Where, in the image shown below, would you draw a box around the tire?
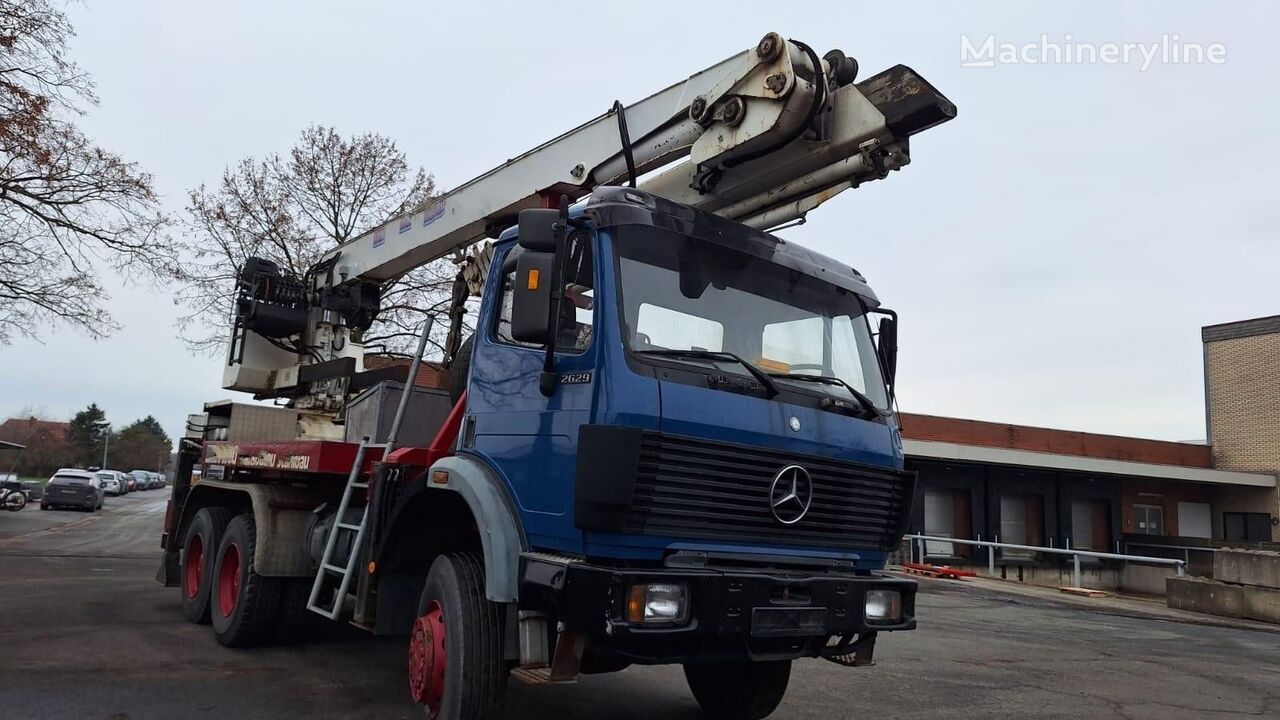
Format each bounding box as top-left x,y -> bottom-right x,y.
449,335 -> 473,406
409,552 -> 506,719
210,513 -> 284,647
40,503 -> 49,511
180,506 -> 237,624
683,660 -> 792,720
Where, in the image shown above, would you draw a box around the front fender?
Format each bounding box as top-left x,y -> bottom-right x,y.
425,454 -> 527,602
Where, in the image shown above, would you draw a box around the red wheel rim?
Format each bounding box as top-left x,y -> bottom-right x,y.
216,543 -> 241,618
184,533 -> 204,599
408,600 -> 447,716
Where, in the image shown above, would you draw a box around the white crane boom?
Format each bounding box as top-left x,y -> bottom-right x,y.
223,32 -> 955,414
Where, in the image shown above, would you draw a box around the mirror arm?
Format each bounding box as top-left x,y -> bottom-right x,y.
539,195 -> 571,396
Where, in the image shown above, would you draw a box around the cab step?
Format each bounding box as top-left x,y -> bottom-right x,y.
510,666 -> 578,685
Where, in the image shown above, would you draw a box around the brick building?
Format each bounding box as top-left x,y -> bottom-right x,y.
362,356 -> 450,390
1203,315 -> 1280,541
902,314 -> 1280,570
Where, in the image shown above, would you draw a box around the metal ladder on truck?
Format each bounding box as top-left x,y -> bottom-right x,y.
307,316 -> 436,619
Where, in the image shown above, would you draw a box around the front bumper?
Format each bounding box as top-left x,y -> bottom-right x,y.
524,557 -> 916,664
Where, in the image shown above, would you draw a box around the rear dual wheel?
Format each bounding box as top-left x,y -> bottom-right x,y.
181,507 -> 312,646
210,514 -> 284,648
180,507 -> 236,624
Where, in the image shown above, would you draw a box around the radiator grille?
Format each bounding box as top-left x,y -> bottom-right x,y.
624,433 -> 915,551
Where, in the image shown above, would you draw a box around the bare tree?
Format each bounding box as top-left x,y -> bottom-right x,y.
0,1 -> 173,344
176,125 -> 466,358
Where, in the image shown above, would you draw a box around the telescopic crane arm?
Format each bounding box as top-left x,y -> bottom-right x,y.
224,32 -> 955,413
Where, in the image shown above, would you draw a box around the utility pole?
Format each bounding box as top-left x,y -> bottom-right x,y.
94,420 -> 110,470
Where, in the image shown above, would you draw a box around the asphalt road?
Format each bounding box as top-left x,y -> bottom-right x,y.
2,493 -> 1278,720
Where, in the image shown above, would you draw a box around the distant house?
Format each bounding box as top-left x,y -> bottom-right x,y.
0,418 -> 72,477
362,356 -> 450,390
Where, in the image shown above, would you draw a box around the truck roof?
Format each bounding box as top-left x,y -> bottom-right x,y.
498,187 -> 879,306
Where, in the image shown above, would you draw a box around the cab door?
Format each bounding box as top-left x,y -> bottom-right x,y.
465,235 -> 598,552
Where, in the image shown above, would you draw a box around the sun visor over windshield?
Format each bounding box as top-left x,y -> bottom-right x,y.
583,187 -> 879,307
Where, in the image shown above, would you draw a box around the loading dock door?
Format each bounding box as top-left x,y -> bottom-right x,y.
1177,502 -> 1212,539
923,490 -> 955,556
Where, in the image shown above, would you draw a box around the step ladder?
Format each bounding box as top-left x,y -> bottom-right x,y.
306,315 -> 435,620
306,436 -> 386,619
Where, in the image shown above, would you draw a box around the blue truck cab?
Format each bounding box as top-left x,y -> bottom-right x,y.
461,186 -> 917,671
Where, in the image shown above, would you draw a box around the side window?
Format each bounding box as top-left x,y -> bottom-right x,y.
494,235 -> 594,353
495,270 -> 541,349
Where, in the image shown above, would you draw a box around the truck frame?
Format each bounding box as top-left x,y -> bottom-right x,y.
158,32 -> 955,720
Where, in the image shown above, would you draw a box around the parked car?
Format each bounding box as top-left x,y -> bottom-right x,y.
152,471 -> 166,489
124,475 -> 138,492
129,470 -> 153,490
97,470 -> 128,497
19,480 -> 42,502
41,469 -> 104,511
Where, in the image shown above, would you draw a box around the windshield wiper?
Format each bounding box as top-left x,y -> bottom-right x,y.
767,373 -> 883,418
636,349 -> 779,397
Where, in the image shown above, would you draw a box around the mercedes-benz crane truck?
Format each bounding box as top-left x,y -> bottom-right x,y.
157,32 -> 956,719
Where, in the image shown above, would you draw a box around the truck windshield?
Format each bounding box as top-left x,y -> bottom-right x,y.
614,226 -> 889,409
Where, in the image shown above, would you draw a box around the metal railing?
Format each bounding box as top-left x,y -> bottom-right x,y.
1123,541 -> 1217,562
902,534 -> 1187,589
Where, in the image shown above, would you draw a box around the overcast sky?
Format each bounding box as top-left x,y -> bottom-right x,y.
0,1 -> 1275,444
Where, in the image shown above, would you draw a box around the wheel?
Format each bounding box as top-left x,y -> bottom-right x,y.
448,335 -> 473,406
180,506 -> 237,624
408,552 -> 506,719
40,503 -> 49,511
210,513 -> 283,647
4,492 -> 26,511
86,502 -> 96,513
683,660 -> 792,720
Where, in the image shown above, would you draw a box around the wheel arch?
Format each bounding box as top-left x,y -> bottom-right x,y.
378,453 -> 526,603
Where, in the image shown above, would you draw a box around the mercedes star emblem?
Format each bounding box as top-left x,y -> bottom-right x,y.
789,416 -> 801,432
768,464 -> 813,525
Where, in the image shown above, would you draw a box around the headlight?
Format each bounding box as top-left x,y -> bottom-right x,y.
625,583 -> 689,626
865,589 -> 902,623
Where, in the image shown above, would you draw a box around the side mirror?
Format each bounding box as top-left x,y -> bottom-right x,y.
518,208 -> 559,251
877,314 -> 898,392
511,251 -> 556,343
